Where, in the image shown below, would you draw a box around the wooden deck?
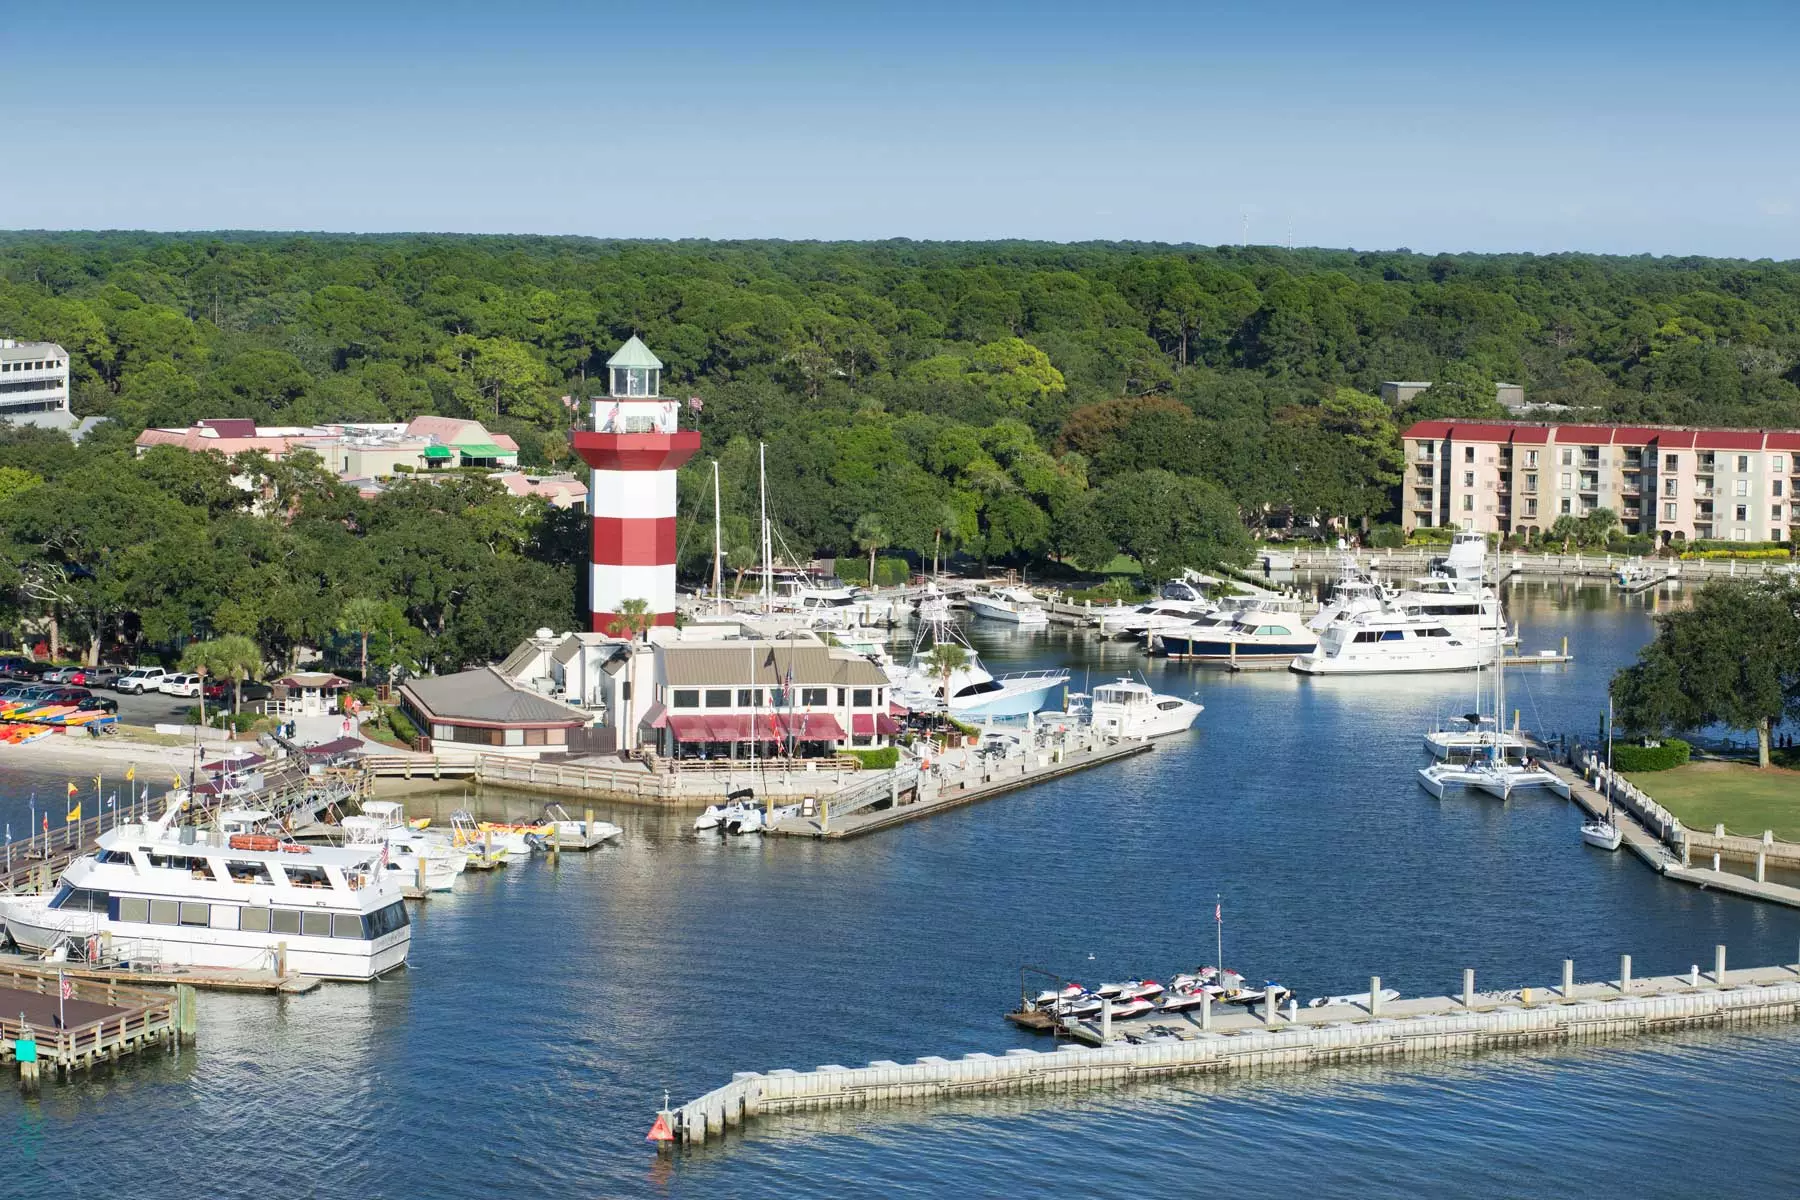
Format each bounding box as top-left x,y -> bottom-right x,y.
0,963 -> 190,1080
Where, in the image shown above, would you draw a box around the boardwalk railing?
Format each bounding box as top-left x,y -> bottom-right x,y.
360,750 -> 869,802
825,766 -> 919,821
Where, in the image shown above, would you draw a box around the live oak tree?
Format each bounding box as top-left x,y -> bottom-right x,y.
1611,579 -> 1800,769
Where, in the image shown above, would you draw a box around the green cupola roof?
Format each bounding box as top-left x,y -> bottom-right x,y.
606,336 -> 663,370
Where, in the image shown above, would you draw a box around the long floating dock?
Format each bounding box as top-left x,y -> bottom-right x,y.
767,738 -> 1154,840
659,952 -> 1800,1146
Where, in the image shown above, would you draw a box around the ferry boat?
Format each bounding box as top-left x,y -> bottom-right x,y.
1155,610 -> 1318,662
1074,678 -> 1202,739
965,586 -> 1050,626
0,798 -> 410,980
1291,609 -> 1485,675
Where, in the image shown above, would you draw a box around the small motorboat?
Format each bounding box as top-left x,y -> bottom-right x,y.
1581,817 -> 1623,851
694,804 -> 729,833
725,806 -> 765,836
1055,995 -> 1104,1019
1156,990 -> 1211,1014
1307,987 -> 1402,1009
541,804 -> 622,847
1093,979 -> 1164,1003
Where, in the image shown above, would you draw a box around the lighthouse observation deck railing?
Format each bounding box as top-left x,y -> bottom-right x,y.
590,399 -> 680,434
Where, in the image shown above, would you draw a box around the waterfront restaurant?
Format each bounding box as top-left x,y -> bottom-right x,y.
400,666 -> 592,757
643,641 -> 899,761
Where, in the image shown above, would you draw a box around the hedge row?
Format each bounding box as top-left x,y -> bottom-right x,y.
1612,738 -> 1692,771
845,746 -> 900,770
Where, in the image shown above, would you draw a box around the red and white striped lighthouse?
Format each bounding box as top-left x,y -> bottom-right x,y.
572,337 -> 700,632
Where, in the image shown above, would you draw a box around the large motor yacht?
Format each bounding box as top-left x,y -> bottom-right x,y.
1,798 -> 411,980
964,586 -> 1050,626
1291,607 -> 1486,675
890,621 -> 1068,718
1154,610 -> 1318,662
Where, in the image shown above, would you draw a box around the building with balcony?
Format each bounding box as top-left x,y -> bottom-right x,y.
0,338 -> 71,418
1402,420 -> 1800,544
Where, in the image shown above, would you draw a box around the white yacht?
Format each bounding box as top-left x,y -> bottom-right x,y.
1307,558 -> 1396,632
1291,608 -> 1485,675
965,586 -> 1050,626
1155,610 -> 1318,662
340,814 -> 465,892
1428,531 -> 1490,582
1096,599 -> 1216,641
1,798 -> 411,980
913,585 -> 954,624
889,621 -> 1068,718
1076,678 -> 1202,739
1392,576 -> 1510,645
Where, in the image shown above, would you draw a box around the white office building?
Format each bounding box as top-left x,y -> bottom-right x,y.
0,338 -> 71,419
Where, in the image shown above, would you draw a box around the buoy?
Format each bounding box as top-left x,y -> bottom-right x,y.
646,1112 -> 674,1144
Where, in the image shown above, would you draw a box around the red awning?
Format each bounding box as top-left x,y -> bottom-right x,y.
889,701 -> 909,716
640,702 -> 669,729
784,712 -> 845,741
666,714 -> 714,741
667,710 -> 849,742
852,713 -> 904,736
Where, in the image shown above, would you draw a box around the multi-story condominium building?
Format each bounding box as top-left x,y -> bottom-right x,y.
0,338 -> 71,418
1402,420 -> 1800,544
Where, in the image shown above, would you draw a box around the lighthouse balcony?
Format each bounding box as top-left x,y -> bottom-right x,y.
574,428 -> 701,472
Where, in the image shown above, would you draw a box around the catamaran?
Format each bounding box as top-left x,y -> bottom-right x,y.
0,796 -> 411,980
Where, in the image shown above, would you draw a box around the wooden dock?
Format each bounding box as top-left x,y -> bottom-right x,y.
765,738 -> 1155,840
658,950 -> 1800,1145
0,951 -> 321,994
0,964 -> 191,1086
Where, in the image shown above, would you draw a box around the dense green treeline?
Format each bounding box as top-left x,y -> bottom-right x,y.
4,233 -> 1800,667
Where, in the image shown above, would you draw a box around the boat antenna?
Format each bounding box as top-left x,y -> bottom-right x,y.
1215,893 -> 1224,976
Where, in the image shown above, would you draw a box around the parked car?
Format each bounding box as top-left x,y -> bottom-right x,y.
40,666 -> 91,685
30,686 -> 92,706
75,694 -> 119,714
83,665 -> 123,688
0,658 -> 52,681
203,679 -> 274,703
116,666 -> 169,694
159,673 -> 203,698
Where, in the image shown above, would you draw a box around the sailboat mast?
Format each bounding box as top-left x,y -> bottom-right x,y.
758,441 -> 772,611
711,459 -> 724,614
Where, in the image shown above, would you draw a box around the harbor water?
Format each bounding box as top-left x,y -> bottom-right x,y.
4,580 -> 1797,1198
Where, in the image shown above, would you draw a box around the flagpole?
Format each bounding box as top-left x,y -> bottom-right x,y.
1215,893 -> 1223,976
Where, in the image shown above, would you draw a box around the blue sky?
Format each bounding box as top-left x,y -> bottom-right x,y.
4,0 -> 1798,256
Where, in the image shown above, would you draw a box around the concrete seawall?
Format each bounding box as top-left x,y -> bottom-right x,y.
663,960 -> 1800,1145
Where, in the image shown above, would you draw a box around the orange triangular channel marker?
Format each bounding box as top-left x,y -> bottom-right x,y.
646,1113 -> 674,1143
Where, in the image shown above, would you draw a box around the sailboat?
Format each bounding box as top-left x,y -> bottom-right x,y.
1581,699 -> 1624,850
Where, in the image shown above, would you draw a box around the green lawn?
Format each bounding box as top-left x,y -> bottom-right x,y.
1626,761 -> 1800,840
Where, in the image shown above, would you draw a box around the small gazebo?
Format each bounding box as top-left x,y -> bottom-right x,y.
269,672 -> 352,717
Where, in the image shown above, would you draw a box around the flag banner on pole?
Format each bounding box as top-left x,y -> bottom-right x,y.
126,764 -> 135,782
60,974 -> 73,1001
66,781 -> 77,798
66,803 -> 81,823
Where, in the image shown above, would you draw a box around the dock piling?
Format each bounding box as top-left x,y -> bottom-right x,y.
1100,996 -> 1113,1043
1200,991 -> 1212,1030
1756,852 -> 1766,883
1715,944 -> 1728,984
176,984 -> 197,1045
1368,976 -> 1383,1016
1462,968 -> 1475,1008
1263,988 -> 1276,1024
1562,959 -> 1574,997
1620,954 -> 1633,993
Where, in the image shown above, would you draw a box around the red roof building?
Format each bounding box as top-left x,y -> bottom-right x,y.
1400,420 -> 1800,545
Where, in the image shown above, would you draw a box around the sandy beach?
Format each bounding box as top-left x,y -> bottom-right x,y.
2,731 -> 252,778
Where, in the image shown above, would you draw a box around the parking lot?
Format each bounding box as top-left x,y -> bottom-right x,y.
112,686 -> 203,725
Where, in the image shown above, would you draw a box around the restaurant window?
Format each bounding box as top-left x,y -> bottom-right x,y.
837,688 -> 846,706
736,688 -> 760,707
801,687 -> 828,707
853,688 -> 873,707
525,728 -> 546,746
705,688 -> 733,708
672,689 -> 699,709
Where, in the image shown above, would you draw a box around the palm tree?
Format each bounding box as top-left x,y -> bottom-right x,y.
852,513 -> 890,588
183,634 -> 264,718
335,596 -> 390,682
924,643 -> 967,705
605,599 -> 655,744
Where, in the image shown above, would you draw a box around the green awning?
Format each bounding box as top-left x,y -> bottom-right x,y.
458,443 -> 509,458
421,446 -> 452,460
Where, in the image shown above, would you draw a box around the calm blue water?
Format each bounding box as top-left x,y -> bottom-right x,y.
4,581 -> 1796,1199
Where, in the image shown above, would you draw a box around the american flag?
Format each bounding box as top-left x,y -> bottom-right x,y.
687,395 -> 704,412
378,843 -> 390,868
1215,902 -> 1222,924
60,972 -> 72,1001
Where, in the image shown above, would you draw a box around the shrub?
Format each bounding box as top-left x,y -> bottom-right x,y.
350,685 -> 378,705
1612,737 -> 1691,772
845,746 -> 899,770
833,555 -> 911,587
387,708 -> 418,745
1367,524 -> 1405,549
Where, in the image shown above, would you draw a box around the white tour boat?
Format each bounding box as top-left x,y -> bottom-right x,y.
0,797 -> 411,980
965,586 -> 1050,626
1075,678 -> 1203,739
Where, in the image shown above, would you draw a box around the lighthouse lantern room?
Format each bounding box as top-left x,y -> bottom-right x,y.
572,337 -> 700,632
